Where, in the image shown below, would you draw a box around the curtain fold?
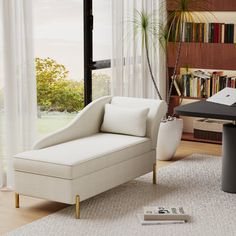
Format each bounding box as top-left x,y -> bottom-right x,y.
0,0 -> 37,189
111,0 -> 166,99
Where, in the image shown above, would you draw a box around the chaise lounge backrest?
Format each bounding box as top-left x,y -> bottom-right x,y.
33,96 -> 167,150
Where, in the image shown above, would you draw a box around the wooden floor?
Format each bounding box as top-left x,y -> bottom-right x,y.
0,141 -> 222,234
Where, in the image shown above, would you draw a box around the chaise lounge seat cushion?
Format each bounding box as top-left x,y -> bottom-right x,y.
14,133 -> 152,180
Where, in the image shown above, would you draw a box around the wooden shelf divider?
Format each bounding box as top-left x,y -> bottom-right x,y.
168,42 -> 236,71
167,0 -> 236,12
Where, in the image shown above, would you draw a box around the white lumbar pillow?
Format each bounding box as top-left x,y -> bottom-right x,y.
100,104 -> 149,137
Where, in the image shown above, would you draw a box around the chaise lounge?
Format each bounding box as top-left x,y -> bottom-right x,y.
13,96 -> 167,218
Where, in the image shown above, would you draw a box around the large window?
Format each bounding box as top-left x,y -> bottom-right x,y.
92,69 -> 111,100
93,0 -> 111,61
92,0 -> 112,100
33,0 -> 112,136
33,0 -> 84,137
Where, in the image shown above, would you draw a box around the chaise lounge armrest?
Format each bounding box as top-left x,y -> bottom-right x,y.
33,96 -> 112,150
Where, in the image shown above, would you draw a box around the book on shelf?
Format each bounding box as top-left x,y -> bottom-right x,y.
180,70 -> 236,99
170,22 -> 236,44
143,206 -> 188,221
170,75 -> 182,96
174,79 -> 181,96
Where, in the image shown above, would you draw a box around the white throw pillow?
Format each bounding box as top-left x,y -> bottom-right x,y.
100,104 -> 149,137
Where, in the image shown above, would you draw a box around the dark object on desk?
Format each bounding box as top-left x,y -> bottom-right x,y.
175,101 -> 236,193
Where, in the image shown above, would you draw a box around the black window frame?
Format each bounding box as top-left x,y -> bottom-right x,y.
83,0 -> 111,106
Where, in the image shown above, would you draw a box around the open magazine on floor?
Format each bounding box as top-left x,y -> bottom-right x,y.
137,214 -> 186,225
137,207 -> 189,225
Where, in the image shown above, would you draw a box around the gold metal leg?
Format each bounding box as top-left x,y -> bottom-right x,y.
153,163 -> 157,185
15,193 -> 19,208
75,195 -> 80,219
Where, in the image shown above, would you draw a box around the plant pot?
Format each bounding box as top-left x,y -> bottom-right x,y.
156,118 -> 183,161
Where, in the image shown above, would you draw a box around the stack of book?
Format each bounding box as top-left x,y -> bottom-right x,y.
170,22 -> 236,44
138,206 -> 188,225
180,70 -> 236,98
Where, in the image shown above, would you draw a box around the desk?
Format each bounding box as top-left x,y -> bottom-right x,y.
175,101 -> 236,193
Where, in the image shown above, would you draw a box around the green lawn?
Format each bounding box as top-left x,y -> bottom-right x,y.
37,113 -> 77,137
0,111 -> 77,139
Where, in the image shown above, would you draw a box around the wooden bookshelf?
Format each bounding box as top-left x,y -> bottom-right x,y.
166,0 -> 236,144
168,43 -> 236,71
167,0 -> 236,12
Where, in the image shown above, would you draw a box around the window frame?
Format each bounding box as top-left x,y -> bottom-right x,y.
83,0 -> 111,106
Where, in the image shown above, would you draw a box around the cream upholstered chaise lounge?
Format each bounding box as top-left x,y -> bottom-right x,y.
13,96 -> 167,218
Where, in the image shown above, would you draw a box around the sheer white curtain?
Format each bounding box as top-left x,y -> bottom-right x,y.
111,0 -> 166,99
0,0 -> 37,189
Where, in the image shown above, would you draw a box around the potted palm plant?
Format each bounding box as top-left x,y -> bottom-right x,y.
133,0 -> 210,160
133,10 -> 163,100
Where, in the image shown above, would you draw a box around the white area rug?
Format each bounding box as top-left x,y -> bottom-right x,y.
5,154 -> 236,236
